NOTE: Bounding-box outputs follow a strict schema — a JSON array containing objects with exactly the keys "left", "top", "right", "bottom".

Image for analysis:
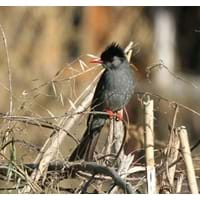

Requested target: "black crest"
[{"left": 101, "top": 43, "right": 125, "bottom": 62}]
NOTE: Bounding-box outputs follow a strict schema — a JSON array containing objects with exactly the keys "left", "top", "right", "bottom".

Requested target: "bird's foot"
[
  {"left": 116, "top": 111, "right": 123, "bottom": 121},
  {"left": 104, "top": 109, "right": 115, "bottom": 119},
  {"left": 104, "top": 109, "right": 123, "bottom": 121}
]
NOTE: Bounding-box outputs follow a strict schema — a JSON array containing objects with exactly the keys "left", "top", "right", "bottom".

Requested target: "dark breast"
[{"left": 92, "top": 65, "right": 135, "bottom": 112}]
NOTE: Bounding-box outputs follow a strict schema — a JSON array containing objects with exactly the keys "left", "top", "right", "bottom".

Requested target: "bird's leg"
[{"left": 116, "top": 110, "right": 123, "bottom": 121}]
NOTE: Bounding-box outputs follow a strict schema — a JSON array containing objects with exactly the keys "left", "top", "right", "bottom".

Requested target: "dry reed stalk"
[
  {"left": 178, "top": 126, "right": 198, "bottom": 194},
  {"left": 143, "top": 96, "right": 156, "bottom": 194},
  {"left": 0, "top": 24, "right": 13, "bottom": 157},
  {"left": 167, "top": 128, "right": 180, "bottom": 185},
  {"left": 105, "top": 119, "right": 114, "bottom": 155},
  {"left": 166, "top": 105, "right": 180, "bottom": 186},
  {"left": 175, "top": 172, "right": 184, "bottom": 193},
  {"left": 21, "top": 70, "right": 103, "bottom": 193},
  {"left": 160, "top": 127, "right": 180, "bottom": 193},
  {"left": 0, "top": 25, "right": 13, "bottom": 114}
]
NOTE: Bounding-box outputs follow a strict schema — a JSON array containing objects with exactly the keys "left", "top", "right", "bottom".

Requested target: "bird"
[{"left": 68, "top": 43, "right": 135, "bottom": 161}]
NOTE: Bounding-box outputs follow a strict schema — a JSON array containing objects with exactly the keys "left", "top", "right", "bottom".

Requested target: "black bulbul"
[{"left": 69, "top": 43, "right": 135, "bottom": 161}]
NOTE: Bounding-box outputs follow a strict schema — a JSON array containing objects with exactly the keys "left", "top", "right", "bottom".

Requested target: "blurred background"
[{"left": 0, "top": 6, "right": 200, "bottom": 164}]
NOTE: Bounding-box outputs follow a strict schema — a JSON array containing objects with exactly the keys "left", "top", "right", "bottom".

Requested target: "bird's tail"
[
  {"left": 69, "top": 114, "right": 107, "bottom": 161},
  {"left": 68, "top": 129, "right": 101, "bottom": 161}
]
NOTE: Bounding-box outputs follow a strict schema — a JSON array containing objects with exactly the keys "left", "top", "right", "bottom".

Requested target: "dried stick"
[
  {"left": 167, "top": 128, "right": 180, "bottom": 184},
  {"left": 160, "top": 128, "right": 180, "bottom": 193},
  {"left": 28, "top": 161, "right": 135, "bottom": 194},
  {"left": 178, "top": 126, "right": 198, "bottom": 194},
  {"left": 160, "top": 105, "right": 180, "bottom": 193},
  {"left": 167, "top": 128, "right": 180, "bottom": 186},
  {"left": 175, "top": 172, "right": 184, "bottom": 193},
  {"left": 166, "top": 106, "right": 180, "bottom": 186},
  {"left": 110, "top": 153, "right": 135, "bottom": 193},
  {"left": 21, "top": 70, "right": 103, "bottom": 193},
  {"left": 76, "top": 162, "right": 134, "bottom": 194},
  {"left": 105, "top": 119, "right": 114, "bottom": 155},
  {"left": 143, "top": 95, "right": 156, "bottom": 194}
]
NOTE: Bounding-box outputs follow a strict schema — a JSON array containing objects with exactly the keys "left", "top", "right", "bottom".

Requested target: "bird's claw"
[
  {"left": 104, "top": 109, "right": 123, "bottom": 121},
  {"left": 116, "top": 111, "right": 123, "bottom": 121},
  {"left": 104, "top": 109, "right": 114, "bottom": 119}
]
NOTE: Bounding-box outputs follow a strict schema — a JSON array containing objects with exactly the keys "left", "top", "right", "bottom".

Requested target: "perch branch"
[{"left": 143, "top": 95, "right": 156, "bottom": 194}]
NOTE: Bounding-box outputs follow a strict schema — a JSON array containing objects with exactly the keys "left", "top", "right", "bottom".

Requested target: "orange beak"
[{"left": 90, "top": 58, "right": 103, "bottom": 64}]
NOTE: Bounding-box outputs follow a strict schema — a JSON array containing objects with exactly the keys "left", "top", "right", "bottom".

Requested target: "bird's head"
[{"left": 90, "top": 43, "right": 127, "bottom": 69}]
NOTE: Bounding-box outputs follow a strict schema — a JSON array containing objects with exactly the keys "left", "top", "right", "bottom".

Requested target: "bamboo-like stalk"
[
  {"left": 21, "top": 71, "right": 103, "bottom": 193},
  {"left": 105, "top": 119, "right": 114, "bottom": 155},
  {"left": 143, "top": 96, "right": 156, "bottom": 194},
  {"left": 175, "top": 172, "right": 184, "bottom": 193},
  {"left": 178, "top": 126, "right": 198, "bottom": 194}
]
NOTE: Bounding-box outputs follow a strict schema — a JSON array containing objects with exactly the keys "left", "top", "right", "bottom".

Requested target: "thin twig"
[
  {"left": 0, "top": 24, "right": 14, "bottom": 157},
  {"left": 0, "top": 24, "right": 13, "bottom": 114},
  {"left": 146, "top": 61, "right": 198, "bottom": 89},
  {"left": 136, "top": 91, "right": 200, "bottom": 118},
  {"left": 0, "top": 113, "right": 79, "bottom": 145},
  {"left": 23, "top": 55, "right": 98, "bottom": 95},
  {"left": 166, "top": 127, "right": 180, "bottom": 187},
  {"left": 161, "top": 105, "right": 180, "bottom": 192}
]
